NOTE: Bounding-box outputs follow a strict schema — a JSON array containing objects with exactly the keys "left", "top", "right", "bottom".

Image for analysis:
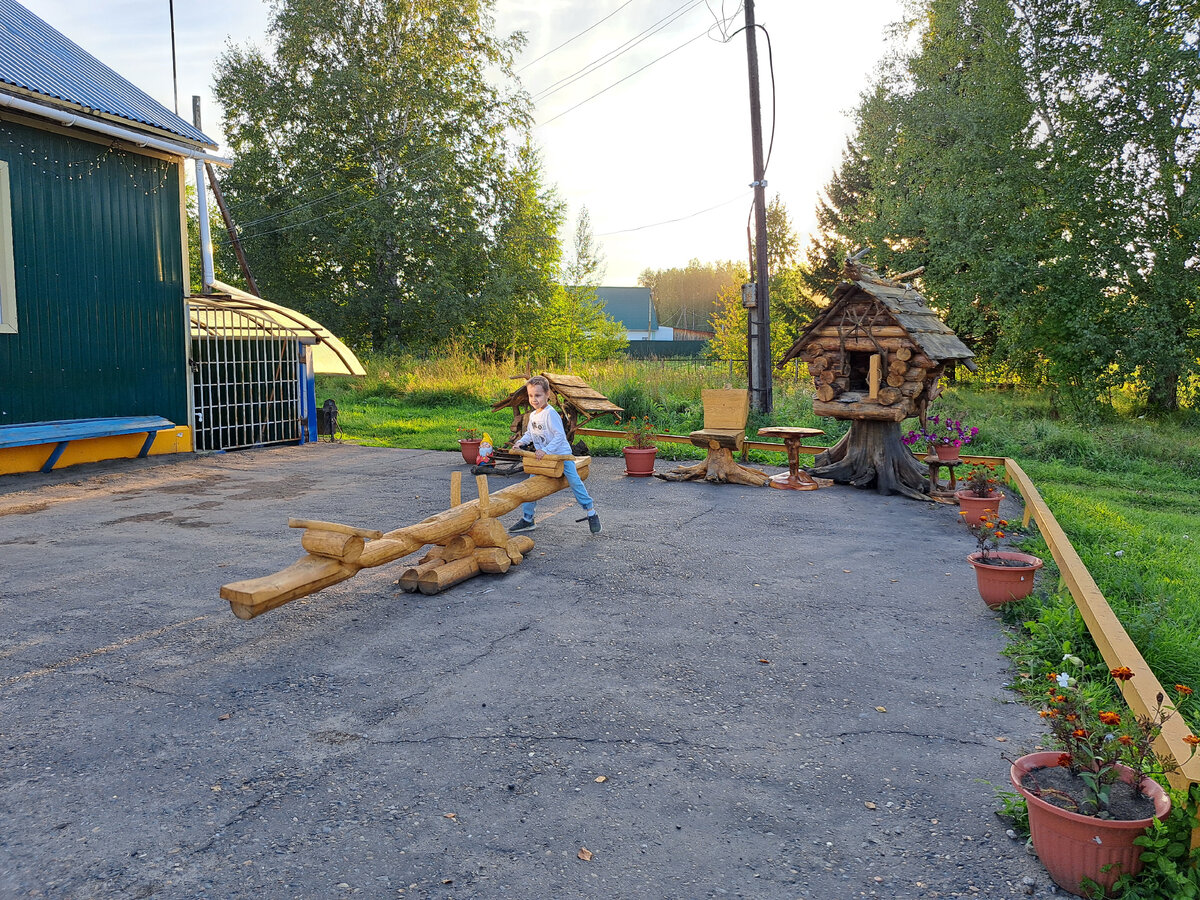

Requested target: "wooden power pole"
[{"left": 743, "top": 0, "right": 772, "bottom": 413}]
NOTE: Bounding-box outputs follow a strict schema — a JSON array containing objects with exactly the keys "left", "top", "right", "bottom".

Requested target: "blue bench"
[{"left": 0, "top": 416, "right": 175, "bottom": 472}]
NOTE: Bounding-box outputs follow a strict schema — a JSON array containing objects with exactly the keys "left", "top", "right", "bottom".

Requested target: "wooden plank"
[
  {"left": 868, "top": 354, "right": 881, "bottom": 399},
  {"left": 1004, "top": 459, "right": 1200, "bottom": 810}
]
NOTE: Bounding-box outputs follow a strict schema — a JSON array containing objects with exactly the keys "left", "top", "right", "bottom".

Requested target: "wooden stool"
[
  {"left": 925, "top": 451, "right": 963, "bottom": 498},
  {"left": 756, "top": 426, "right": 826, "bottom": 490}
]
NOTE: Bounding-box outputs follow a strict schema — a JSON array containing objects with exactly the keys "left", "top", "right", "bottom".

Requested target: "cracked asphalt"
[{"left": 1, "top": 443, "right": 1060, "bottom": 899}]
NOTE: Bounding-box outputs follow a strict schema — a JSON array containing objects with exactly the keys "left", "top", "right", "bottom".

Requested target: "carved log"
[
  {"left": 812, "top": 399, "right": 907, "bottom": 421},
  {"left": 467, "top": 517, "right": 510, "bottom": 548},
  {"left": 418, "top": 557, "right": 480, "bottom": 595},
  {"left": 222, "top": 467, "right": 587, "bottom": 619},
  {"left": 474, "top": 546, "right": 512, "bottom": 574},
  {"left": 908, "top": 366, "right": 928, "bottom": 382},
  {"left": 818, "top": 369, "right": 837, "bottom": 384},
  {"left": 911, "top": 354, "right": 934, "bottom": 368},
  {"left": 438, "top": 534, "right": 477, "bottom": 561},
  {"left": 816, "top": 384, "right": 837, "bottom": 402},
  {"left": 506, "top": 535, "right": 534, "bottom": 564},
  {"left": 288, "top": 519, "right": 383, "bottom": 539},
  {"left": 655, "top": 448, "right": 769, "bottom": 487},
  {"left": 300, "top": 530, "right": 365, "bottom": 563},
  {"left": 888, "top": 359, "right": 908, "bottom": 375},
  {"left": 808, "top": 420, "right": 930, "bottom": 501},
  {"left": 877, "top": 387, "right": 901, "bottom": 406},
  {"left": 886, "top": 373, "right": 906, "bottom": 388},
  {"left": 398, "top": 557, "right": 446, "bottom": 593},
  {"left": 807, "top": 356, "right": 829, "bottom": 373},
  {"left": 895, "top": 347, "right": 912, "bottom": 361}
]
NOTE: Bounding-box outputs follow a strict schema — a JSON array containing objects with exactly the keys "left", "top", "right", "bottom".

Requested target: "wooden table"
[{"left": 756, "top": 426, "right": 826, "bottom": 491}]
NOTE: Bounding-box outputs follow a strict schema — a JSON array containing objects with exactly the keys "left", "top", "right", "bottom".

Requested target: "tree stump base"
[
  {"left": 807, "top": 420, "right": 930, "bottom": 500},
  {"left": 655, "top": 448, "right": 770, "bottom": 487}
]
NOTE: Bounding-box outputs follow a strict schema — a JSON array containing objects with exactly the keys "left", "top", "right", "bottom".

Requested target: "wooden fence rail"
[{"left": 580, "top": 428, "right": 1200, "bottom": 844}]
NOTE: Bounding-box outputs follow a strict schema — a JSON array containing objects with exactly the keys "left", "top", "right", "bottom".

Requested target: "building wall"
[{"left": 0, "top": 117, "right": 188, "bottom": 426}]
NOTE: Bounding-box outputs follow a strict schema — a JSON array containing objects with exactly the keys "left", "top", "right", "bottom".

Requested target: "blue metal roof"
[{"left": 0, "top": 0, "right": 216, "bottom": 148}]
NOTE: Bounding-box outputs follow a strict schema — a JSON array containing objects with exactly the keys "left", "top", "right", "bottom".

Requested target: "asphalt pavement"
[{"left": 0, "top": 443, "right": 1059, "bottom": 899}]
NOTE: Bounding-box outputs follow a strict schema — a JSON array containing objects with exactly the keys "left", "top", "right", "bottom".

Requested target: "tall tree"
[
  {"left": 530, "top": 207, "right": 626, "bottom": 368},
  {"left": 212, "top": 0, "right": 560, "bottom": 354},
  {"left": 637, "top": 259, "right": 746, "bottom": 331}
]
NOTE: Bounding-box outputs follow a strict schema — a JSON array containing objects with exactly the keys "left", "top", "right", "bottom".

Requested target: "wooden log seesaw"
[{"left": 220, "top": 452, "right": 588, "bottom": 620}]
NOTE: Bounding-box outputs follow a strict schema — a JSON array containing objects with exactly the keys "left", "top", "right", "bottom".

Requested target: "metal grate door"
[{"left": 190, "top": 302, "right": 304, "bottom": 451}]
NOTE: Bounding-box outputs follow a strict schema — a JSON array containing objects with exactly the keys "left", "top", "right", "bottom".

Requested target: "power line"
[
  {"left": 518, "top": 0, "right": 640, "bottom": 72},
  {"left": 537, "top": 28, "right": 709, "bottom": 127},
  {"left": 597, "top": 191, "right": 752, "bottom": 236},
  {"left": 530, "top": 1, "right": 703, "bottom": 103}
]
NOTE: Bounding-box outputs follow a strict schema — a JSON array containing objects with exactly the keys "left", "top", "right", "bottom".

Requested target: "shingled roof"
[{"left": 777, "top": 263, "right": 977, "bottom": 372}]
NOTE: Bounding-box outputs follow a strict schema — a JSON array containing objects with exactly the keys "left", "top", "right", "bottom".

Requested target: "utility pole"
[{"left": 743, "top": 0, "right": 772, "bottom": 413}]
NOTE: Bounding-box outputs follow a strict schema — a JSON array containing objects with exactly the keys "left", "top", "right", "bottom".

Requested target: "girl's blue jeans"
[{"left": 522, "top": 460, "right": 593, "bottom": 520}]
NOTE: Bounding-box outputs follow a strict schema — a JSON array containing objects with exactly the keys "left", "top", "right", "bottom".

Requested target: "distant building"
[{"left": 592, "top": 286, "right": 674, "bottom": 342}]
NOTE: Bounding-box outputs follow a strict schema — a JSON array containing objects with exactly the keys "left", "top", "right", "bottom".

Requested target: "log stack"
[{"left": 221, "top": 458, "right": 589, "bottom": 619}]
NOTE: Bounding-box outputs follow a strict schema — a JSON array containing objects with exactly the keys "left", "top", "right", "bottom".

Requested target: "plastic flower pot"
[
  {"left": 955, "top": 489, "right": 1004, "bottom": 527},
  {"left": 1010, "top": 751, "right": 1170, "bottom": 897},
  {"left": 967, "top": 550, "right": 1043, "bottom": 607},
  {"left": 458, "top": 439, "right": 481, "bottom": 465},
  {"left": 622, "top": 446, "right": 657, "bottom": 476}
]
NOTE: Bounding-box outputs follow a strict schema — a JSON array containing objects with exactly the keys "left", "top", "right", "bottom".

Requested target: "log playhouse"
[{"left": 220, "top": 452, "right": 588, "bottom": 620}]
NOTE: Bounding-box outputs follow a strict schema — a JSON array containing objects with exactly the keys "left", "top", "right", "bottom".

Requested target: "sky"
[{"left": 19, "top": 0, "right": 903, "bottom": 285}]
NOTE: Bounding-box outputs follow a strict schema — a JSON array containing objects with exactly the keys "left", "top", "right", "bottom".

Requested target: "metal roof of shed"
[{"left": 0, "top": 0, "right": 215, "bottom": 149}]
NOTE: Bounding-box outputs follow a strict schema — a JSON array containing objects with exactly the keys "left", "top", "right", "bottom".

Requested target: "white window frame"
[{"left": 0, "top": 160, "right": 17, "bottom": 333}]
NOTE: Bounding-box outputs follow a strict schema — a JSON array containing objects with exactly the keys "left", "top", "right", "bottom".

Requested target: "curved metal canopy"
[{"left": 191, "top": 281, "right": 366, "bottom": 377}]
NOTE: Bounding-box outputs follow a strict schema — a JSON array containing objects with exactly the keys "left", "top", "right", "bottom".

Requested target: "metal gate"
[{"left": 188, "top": 298, "right": 307, "bottom": 451}]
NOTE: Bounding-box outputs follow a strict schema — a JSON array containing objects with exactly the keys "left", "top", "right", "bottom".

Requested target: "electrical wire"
[
  {"left": 518, "top": 0, "right": 639, "bottom": 72},
  {"left": 537, "top": 28, "right": 709, "bottom": 127},
  {"left": 530, "top": 1, "right": 703, "bottom": 103},
  {"left": 597, "top": 191, "right": 752, "bottom": 236}
]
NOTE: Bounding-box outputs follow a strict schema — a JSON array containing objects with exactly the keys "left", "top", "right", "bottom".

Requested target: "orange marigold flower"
[
  {"left": 1039, "top": 709, "right": 1054, "bottom": 718},
  {"left": 1056, "top": 695, "right": 1067, "bottom": 702},
  {"left": 1098, "top": 712, "right": 1121, "bottom": 726},
  {"left": 1119, "top": 735, "right": 1134, "bottom": 745},
  {"left": 994, "top": 531, "right": 1005, "bottom": 538},
  {"left": 1183, "top": 735, "right": 1200, "bottom": 747},
  {"left": 1057, "top": 753, "right": 1072, "bottom": 768},
  {"left": 1176, "top": 684, "right": 1194, "bottom": 696},
  {"left": 1072, "top": 728, "right": 1088, "bottom": 739},
  {"left": 1047, "top": 673, "right": 1058, "bottom": 681},
  {"left": 1111, "top": 666, "right": 1134, "bottom": 681}
]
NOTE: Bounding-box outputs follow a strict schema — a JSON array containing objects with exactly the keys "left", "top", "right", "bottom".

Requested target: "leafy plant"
[
  {"left": 1022, "top": 653, "right": 1200, "bottom": 817},
  {"left": 902, "top": 411, "right": 978, "bottom": 452},
  {"left": 616, "top": 415, "right": 657, "bottom": 449},
  {"left": 964, "top": 464, "right": 1001, "bottom": 498},
  {"left": 967, "top": 512, "right": 1013, "bottom": 562},
  {"left": 456, "top": 426, "right": 481, "bottom": 441}
]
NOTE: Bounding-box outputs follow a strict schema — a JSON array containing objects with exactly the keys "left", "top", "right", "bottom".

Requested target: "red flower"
[
  {"left": 1057, "top": 753, "right": 1072, "bottom": 768},
  {"left": 1119, "top": 735, "right": 1134, "bottom": 745},
  {"left": 1111, "top": 666, "right": 1134, "bottom": 681},
  {"left": 1098, "top": 711, "right": 1121, "bottom": 726},
  {"left": 1176, "top": 684, "right": 1194, "bottom": 696},
  {"left": 1184, "top": 735, "right": 1200, "bottom": 747}
]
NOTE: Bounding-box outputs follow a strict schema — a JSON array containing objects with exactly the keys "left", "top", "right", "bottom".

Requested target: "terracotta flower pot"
[
  {"left": 956, "top": 489, "right": 1004, "bottom": 527},
  {"left": 967, "top": 550, "right": 1043, "bottom": 607},
  {"left": 1010, "top": 751, "right": 1170, "bottom": 897},
  {"left": 622, "top": 446, "right": 657, "bottom": 476},
  {"left": 458, "top": 438, "right": 481, "bottom": 465},
  {"left": 933, "top": 443, "right": 960, "bottom": 462}
]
